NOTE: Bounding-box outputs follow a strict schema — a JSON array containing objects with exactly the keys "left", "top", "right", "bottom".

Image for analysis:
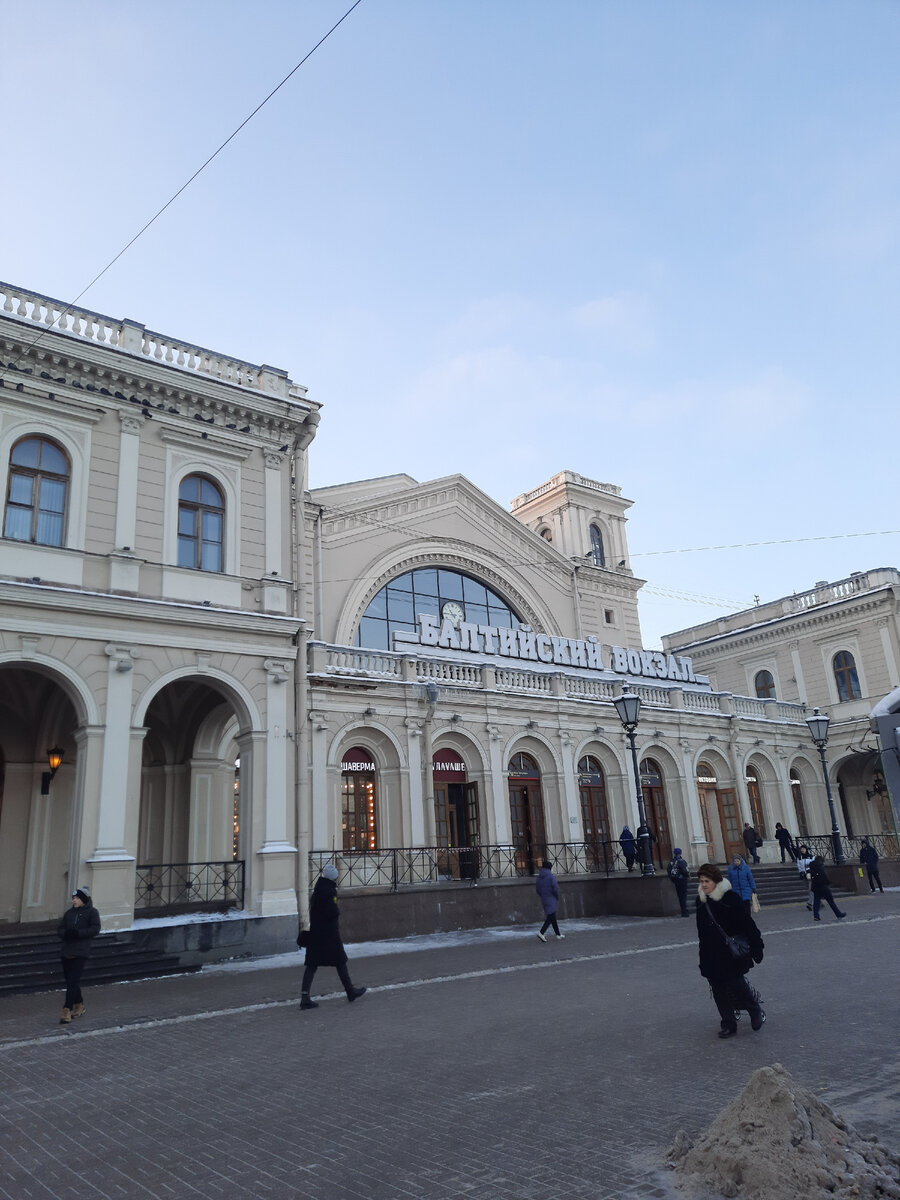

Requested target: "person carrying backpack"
[{"left": 667, "top": 847, "right": 690, "bottom": 917}]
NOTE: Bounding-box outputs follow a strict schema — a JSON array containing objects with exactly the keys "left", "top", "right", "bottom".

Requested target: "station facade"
[{"left": 0, "top": 280, "right": 875, "bottom": 943}]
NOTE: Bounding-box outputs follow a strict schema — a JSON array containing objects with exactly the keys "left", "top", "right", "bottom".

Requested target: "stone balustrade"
[{"left": 0, "top": 280, "right": 291, "bottom": 398}]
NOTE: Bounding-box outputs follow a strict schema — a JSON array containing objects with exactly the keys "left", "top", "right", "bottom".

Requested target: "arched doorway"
[
  {"left": 696, "top": 761, "right": 742, "bottom": 863},
  {"left": 744, "top": 766, "right": 767, "bottom": 839},
  {"left": 0, "top": 665, "right": 79, "bottom": 923},
  {"left": 578, "top": 754, "right": 611, "bottom": 870},
  {"left": 507, "top": 752, "right": 547, "bottom": 875},
  {"left": 790, "top": 768, "right": 809, "bottom": 838},
  {"left": 341, "top": 746, "right": 378, "bottom": 852},
  {"left": 640, "top": 757, "right": 672, "bottom": 869},
  {"left": 433, "top": 748, "right": 480, "bottom": 879}
]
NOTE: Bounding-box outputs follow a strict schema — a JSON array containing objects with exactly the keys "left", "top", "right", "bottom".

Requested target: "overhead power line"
[{"left": 632, "top": 529, "right": 900, "bottom": 558}]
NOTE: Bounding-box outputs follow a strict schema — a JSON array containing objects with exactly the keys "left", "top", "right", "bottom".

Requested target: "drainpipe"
[{"left": 570, "top": 559, "right": 584, "bottom": 639}]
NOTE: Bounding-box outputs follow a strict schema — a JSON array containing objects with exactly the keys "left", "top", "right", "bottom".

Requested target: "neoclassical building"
[
  {"left": 2, "top": 279, "right": 884, "bottom": 950},
  {"left": 662, "top": 570, "right": 900, "bottom": 844}
]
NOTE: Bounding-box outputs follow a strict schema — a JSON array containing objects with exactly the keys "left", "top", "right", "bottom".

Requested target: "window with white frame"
[
  {"left": 3, "top": 435, "right": 69, "bottom": 546},
  {"left": 177, "top": 474, "right": 225, "bottom": 572}
]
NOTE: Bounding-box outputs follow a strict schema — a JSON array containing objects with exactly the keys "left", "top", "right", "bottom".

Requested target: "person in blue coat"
[
  {"left": 535, "top": 860, "right": 564, "bottom": 941},
  {"left": 727, "top": 854, "right": 757, "bottom": 916},
  {"left": 619, "top": 826, "right": 636, "bottom": 872}
]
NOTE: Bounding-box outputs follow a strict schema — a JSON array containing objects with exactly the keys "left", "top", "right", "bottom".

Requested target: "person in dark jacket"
[
  {"left": 619, "top": 826, "right": 636, "bottom": 872},
  {"left": 667, "top": 848, "right": 690, "bottom": 916},
  {"left": 774, "top": 822, "right": 796, "bottom": 863},
  {"left": 535, "top": 860, "right": 564, "bottom": 941},
  {"left": 859, "top": 840, "right": 884, "bottom": 893},
  {"left": 726, "top": 854, "right": 757, "bottom": 916},
  {"left": 695, "top": 863, "right": 765, "bottom": 1039},
  {"left": 299, "top": 865, "right": 366, "bottom": 1010},
  {"left": 809, "top": 856, "right": 846, "bottom": 921},
  {"left": 742, "top": 823, "right": 761, "bottom": 864},
  {"left": 57, "top": 886, "right": 101, "bottom": 1024}
]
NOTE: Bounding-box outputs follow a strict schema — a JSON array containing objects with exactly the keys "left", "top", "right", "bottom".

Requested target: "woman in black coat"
[
  {"left": 696, "top": 863, "right": 765, "bottom": 1039},
  {"left": 299, "top": 865, "right": 366, "bottom": 1010},
  {"left": 57, "top": 886, "right": 101, "bottom": 1024}
]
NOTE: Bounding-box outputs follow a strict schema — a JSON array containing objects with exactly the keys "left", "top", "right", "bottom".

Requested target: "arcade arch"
[{"left": 694, "top": 752, "right": 742, "bottom": 863}]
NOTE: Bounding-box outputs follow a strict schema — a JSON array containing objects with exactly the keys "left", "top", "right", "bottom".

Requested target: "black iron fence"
[
  {"left": 135, "top": 860, "right": 245, "bottom": 914},
  {"left": 310, "top": 840, "right": 631, "bottom": 891},
  {"left": 798, "top": 833, "right": 898, "bottom": 865}
]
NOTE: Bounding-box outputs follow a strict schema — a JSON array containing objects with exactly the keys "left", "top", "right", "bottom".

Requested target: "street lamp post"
[
  {"left": 805, "top": 707, "right": 845, "bottom": 864},
  {"left": 613, "top": 686, "right": 655, "bottom": 876}
]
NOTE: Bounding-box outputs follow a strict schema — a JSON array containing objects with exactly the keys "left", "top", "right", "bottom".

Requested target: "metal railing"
[
  {"left": 135, "top": 860, "right": 245, "bottom": 913},
  {"left": 310, "top": 840, "right": 632, "bottom": 891},
  {"left": 794, "top": 834, "right": 898, "bottom": 865}
]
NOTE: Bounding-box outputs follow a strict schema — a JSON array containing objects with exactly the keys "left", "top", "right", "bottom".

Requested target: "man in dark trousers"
[
  {"left": 743, "top": 822, "right": 761, "bottom": 865},
  {"left": 774, "top": 822, "right": 796, "bottom": 863},
  {"left": 859, "top": 839, "right": 884, "bottom": 893},
  {"left": 667, "top": 847, "right": 690, "bottom": 916}
]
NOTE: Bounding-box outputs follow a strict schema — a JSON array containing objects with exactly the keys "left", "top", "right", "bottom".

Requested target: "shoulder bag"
[{"left": 704, "top": 901, "right": 750, "bottom": 960}]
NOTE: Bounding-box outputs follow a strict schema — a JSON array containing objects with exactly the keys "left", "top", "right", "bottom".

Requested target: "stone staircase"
[
  {"left": 0, "top": 923, "right": 200, "bottom": 996},
  {"left": 749, "top": 863, "right": 852, "bottom": 908}
]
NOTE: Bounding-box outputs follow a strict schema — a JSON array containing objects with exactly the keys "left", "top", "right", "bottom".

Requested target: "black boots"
[
  {"left": 300, "top": 993, "right": 318, "bottom": 1010},
  {"left": 347, "top": 986, "right": 367, "bottom": 1002}
]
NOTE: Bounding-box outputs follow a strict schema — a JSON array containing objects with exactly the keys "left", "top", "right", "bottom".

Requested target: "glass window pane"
[
  {"left": 10, "top": 438, "right": 40, "bottom": 468},
  {"left": 390, "top": 572, "right": 413, "bottom": 593},
  {"left": 488, "top": 605, "right": 515, "bottom": 628},
  {"left": 3, "top": 506, "right": 31, "bottom": 540},
  {"left": 179, "top": 476, "right": 200, "bottom": 501},
  {"left": 178, "top": 508, "right": 196, "bottom": 536},
  {"left": 463, "top": 578, "right": 487, "bottom": 605},
  {"left": 386, "top": 589, "right": 414, "bottom": 623},
  {"left": 8, "top": 473, "right": 33, "bottom": 505},
  {"left": 200, "top": 479, "right": 223, "bottom": 507},
  {"left": 415, "top": 594, "right": 439, "bottom": 618},
  {"left": 39, "top": 478, "right": 66, "bottom": 514},
  {"left": 364, "top": 589, "right": 387, "bottom": 619},
  {"left": 465, "top": 603, "right": 490, "bottom": 626},
  {"left": 177, "top": 537, "right": 196, "bottom": 567},
  {"left": 438, "top": 570, "right": 464, "bottom": 600},
  {"left": 40, "top": 442, "right": 67, "bottom": 474},
  {"left": 35, "top": 511, "right": 63, "bottom": 546},
  {"left": 412, "top": 569, "right": 438, "bottom": 596},
  {"left": 358, "top": 617, "right": 389, "bottom": 650},
  {"left": 201, "top": 541, "right": 222, "bottom": 572},
  {"left": 202, "top": 511, "right": 222, "bottom": 542}
]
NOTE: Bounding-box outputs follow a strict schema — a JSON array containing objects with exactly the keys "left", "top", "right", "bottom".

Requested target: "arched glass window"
[
  {"left": 177, "top": 474, "right": 225, "bottom": 572},
  {"left": 355, "top": 567, "right": 519, "bottom": 651},
  {"left": 754, "top": 670, "right": 776, "bottom": 699},
  {"left": 832, "top": 650, "right": 861, "bottom": 702},
  {"left": 3, "top": 436, "right": 69, "bottom": 546},
  {"left": 589, "top": 524, "right": 605, "bottom": 567}
]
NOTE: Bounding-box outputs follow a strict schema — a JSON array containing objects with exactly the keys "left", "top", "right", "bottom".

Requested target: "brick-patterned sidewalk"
[{"left": 1, "top": 892, "right": 898, "bottom": 1199}]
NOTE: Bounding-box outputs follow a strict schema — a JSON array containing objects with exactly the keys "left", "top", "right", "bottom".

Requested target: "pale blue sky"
[{"left": 5, "top": 2, "right": 899, "bottom": 647}]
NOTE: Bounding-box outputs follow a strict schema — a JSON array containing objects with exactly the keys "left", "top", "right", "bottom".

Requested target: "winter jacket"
[
  {"left": 619, "top": 828, "right": 636, "bottom": 858},
  {"left": 726, "top": 859, "right": 756, "bottom": 901},
  {"left": 57, "top": 902, "right": 101, "bottom": 959},
  {"left": 808, "top": 859, "right": 833, "bottom": 897},
  {"left": 695, "top": 879, "right": 764, "bottom": 983},
  {"left": 775, "top": 827, "right": 794, "bottom": 849},
  {"left": 667, "top": 856, "right": 689, "bottom": 883},
  {"left": 742, "top": 826, "right": 760, "bottom": 852},
  {"left": 304, "top": 877, "right": 348, "bottom": 968},
  {"left": 535, "top": 866, "right": 559, "bottom": 915},
  {"left": 860, "top": 844, "right": 880, "bottom": 870}
]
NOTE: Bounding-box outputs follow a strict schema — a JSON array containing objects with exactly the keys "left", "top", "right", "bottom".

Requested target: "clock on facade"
[{"left": 441, "top": 601, "right": 464, "bottom": 626}]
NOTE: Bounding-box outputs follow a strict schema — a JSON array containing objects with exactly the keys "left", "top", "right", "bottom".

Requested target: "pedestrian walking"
[
  {"left": 796, "top": 844, "right": 814, "bottom": 910},
  {"left": 619, "top": 825, "right": 636, "bottom": 872},
  {"left": 726, "top": 854, "right": 758, "bottom": 916},
  {"left": 298, "top": 864, "right": 367, "bottom": 1010},
  {"left": 808, "top": 856, "right": 847, "bottom": 922},
  {"left": 57, "top": 886, "right": 101, "bottom": 1025},
  {"left": 667, "top": 847, "right": 690, "bottom": 916},
  {"left": 742, "top": 823, "right": 761, "bottom": 864},
  {"left": 859, "top": 839, "right": 884, "bottom": 893},
  {"left": 535, "top": 859, "right": 564, "bottom": 941},
  {"left": 774, "top": 822, "right": 797, "bottom": 863},
  {"left": 695, "top": 863, "right": 765, "bottom": 1039}
]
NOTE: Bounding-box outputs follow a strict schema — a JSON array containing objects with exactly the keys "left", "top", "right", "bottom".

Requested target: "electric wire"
[
  {"left": 0, "top": 0, "right": 365, "bottom": 387},
  {"left": 631, "top": 529, "right": 900, "bottom": 557}
]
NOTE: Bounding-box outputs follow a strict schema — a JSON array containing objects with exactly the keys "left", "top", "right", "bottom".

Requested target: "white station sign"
[{"left": 397, "top": 613, "right": 702, "bottom": 684}]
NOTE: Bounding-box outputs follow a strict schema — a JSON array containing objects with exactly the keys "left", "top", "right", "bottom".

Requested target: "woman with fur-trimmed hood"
[{"left": 695, "top": 863, "right": 765, "bottom": 1039}]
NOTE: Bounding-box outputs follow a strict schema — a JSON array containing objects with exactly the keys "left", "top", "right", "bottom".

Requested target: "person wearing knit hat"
[
  {"left": 298, "top": 865, "right": 366, "bottom": 1011},
  {"left": 56, "top": 886, "right": 101, "bottom": 1024},
  {"left": 666, "top": 848, "right": 690, "bottom": 917}
]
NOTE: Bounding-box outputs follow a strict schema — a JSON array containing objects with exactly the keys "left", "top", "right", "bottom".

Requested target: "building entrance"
[
  {"left": 696, "top": 762, "right": 743, "bottom": 862},
  {"left": 433, "top": 749, "right": 480, "bottom": 879},
  {"left": 341, "top": 746, "right": 377, "bottom": 852},
  {"left": 578, "top": 755, "right": 611, "bottom": 870},
  {"left": 640, "top": 758, "right": 672, "bottom": 869},
  {"left": 508, "top": 752, "right": 546, "bottom": 875}
]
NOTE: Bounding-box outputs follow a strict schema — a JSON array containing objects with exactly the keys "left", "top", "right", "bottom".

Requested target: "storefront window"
[{"left": 341, "top": 747, "right": 377, "bottom": 852}]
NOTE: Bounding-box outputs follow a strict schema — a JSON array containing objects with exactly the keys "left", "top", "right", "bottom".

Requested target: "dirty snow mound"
[{"left": 667, "top": 1062, "right": 900, "bottom": 1199}]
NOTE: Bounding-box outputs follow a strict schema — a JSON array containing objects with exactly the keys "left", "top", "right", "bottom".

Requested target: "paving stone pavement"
[{"left": 1, "top": 889, "right": 899, "bottom": 1199}]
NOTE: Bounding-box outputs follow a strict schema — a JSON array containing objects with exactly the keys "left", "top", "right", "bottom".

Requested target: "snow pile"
[{"left": 667, "top": 1063, "right": 900, "bottom": 1200}]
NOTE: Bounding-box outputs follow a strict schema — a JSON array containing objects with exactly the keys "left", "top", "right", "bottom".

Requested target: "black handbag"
[{"left": 705, "top": 903, "right": 750, "bottom": 960}]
